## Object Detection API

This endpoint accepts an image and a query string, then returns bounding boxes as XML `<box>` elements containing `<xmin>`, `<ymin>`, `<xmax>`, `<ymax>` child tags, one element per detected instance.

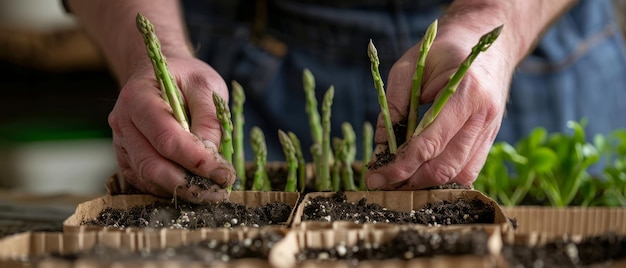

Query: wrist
<box><xmin>442</xmin><ymin>0</ymin><xmax>576</xmax><ymax>65</ymax></box>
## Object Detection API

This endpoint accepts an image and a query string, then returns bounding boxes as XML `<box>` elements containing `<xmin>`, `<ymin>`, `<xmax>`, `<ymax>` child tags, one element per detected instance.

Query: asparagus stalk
<box><xmin>413</xmin><ymin>25</ymin><xmax>503</xmax><ymax>136</ymax></box>
<box><xmin>310</xmin><ymin>143</ymin><xmax>322</xmax><ymax>190</ymax></box>
<box><xmin>136</xmin><ymin>13</ymin><xmax>189</xmax><ymax>131</ymax></box>
<box><xmin>341</xmin><ymin>122</ymin><xmax>358</xmax><ymax>191</ymax></box>
<box><xmin>231</xmin><ymin>81</ymin><xmax>246</xmax><ymax>190</ymax></box>
<box><xmin>250</xmin><ymin>126</ymin><xmax>268</xmax><ymax>191</ymax></box>
<box><xmin>368</xmin><ymin>40</ymin><xmax>397</xmax><ymax>154</ymax></box>
<box><xmin>406</xmin><ymin>20</ymin><xmax>438</xmax><ymax>142</ymax></box>
<box><xmin>278</xmin><ymin>130</ymin><xmax>298</xmax><ymax>192</ymax></box>
<box><xmin>303</xmin><ymin>68</ymin><xmax>323</xmax><ymax>145</ymax></box>
<box><xmin>332</xmin><ymin>137</ymin><xmax>343</xmax><ymax>192</ymax></box>
<box><xmin>288</xmin><ymin>131</ymin><xmax>307</xmax><ymax>192</ymax></box>
<box><xmin>318</xmin><ymin>86</ymin><xmax>335</xmax><ymax>191</ymax></box>
<box><xmin>212</xmin><ymin>92</ymin><xmax>233</xmax><ymax>164</ymax></box>
<box><xmin>360</xmin><ymin>121</ymin><xmax>373</xmax><ymax>190</ymax></box>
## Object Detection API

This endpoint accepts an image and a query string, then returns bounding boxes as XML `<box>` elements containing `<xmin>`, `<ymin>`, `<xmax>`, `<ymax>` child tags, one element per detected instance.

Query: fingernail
<box><xmin>210</xmin><ymin>167</ymin><xmax>234</xmax><ymax>186</ymax></box>
<box><xmin>367</xmin><ymin>173</ymin><xmax>386</xmax><ymax>189</ymax></box>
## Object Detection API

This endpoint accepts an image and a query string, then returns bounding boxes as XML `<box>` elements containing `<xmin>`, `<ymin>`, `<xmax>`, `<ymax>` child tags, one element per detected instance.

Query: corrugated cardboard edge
<box><xmin>502</xmin><ymin>206</ymin><xmax>626</xmax><ymax>236</ymax></box>
<box><xmin>292</xmin><ymin>190</ymin><xmax>512</xmax><ymax>230</ymax></box>
<box><xmin>269</xmin><ymin>224</ymin><xmax>502</xmax><ymax>268</ymax></box>
<box><xmin>63</xmin><ymin>191</ymin><xmax>300</xmax><ymax>233</ymax></box>
<box><xmin>0</xmin><ymin>227</ymin><xmax>283</xmax><ymax>268</ymax></box>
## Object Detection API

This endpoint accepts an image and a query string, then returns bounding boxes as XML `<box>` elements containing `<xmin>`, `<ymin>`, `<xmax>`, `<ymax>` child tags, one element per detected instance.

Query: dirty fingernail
<box><xmin>210</xmin><ymin>167</ymin><xmax>234</xmax><ymax>186</ymax></box>
<box><xmin>367</xmin><ymin>173</ymin><xmax>386</xmax><ymax>189</ymax></box>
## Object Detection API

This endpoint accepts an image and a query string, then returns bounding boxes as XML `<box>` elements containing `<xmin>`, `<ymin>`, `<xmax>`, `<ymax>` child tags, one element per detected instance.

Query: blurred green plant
<box><xmin>474</xmin><ymin>120</ymin><xmax>626</xmax><ymax>207</ymax></box>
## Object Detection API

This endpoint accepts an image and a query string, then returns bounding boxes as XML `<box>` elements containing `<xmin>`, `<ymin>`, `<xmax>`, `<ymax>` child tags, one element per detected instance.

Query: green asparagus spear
<box><xmin>406</xmin><ymin>20</ymin><xmax>438</xmax><ymax>142</ymax></box>
<box><xmin>360</xmin><ymin>121</ymin><xmax>373</xmax><ymax>190</ymax></box>
<box><xmin>310</xmin><ymin>143</ymin><xmax>322</xmax><ymax>190</ymax></box>
<box><xmin>340</xmin><ymin>122</ymin><xmax>358</xmax><ymax>191</ymax></box>
<box><xmin>303</xmin><ymin>68</ymin><xmax>323</xmax><ymax>145</ymax></box>
<box><xmin>136</xmin><ymin>13</ymin><xmax>189</xmax><ymax>131</ymax></box>
<box><xmin>231</xmin><ymin>81</ymin><xmax>246</xmax><ymax>190</ymax></box>
<box><xmin>332</xmin><ymin>137</ymin><xmax>343</xmax><ymax>192</ymax></box>
<box><xmin>368</xmin><ymin>40</ymin><xmax>397</xmax><ymax>154</ymax></box>
<box><xmin>288</xmin><ymin>131</ymin><xmax>307</xmax><ymax>192</ymax></box>
<box><xmin>279</xmin><ymin>130</ymin><xmax>298</xmax><ymax>192</ymax></box>
<box><xmin>413</xmin><ymin>25</ymin><xmax>503</xmax><ymax>136</ymax></box>
<box><xmin>250</xmin><ymin>126</ymin><xmax>268</xmax><ymax>191</ymax></box>
<box><xmin>318</xmin><ymin>86</ymin><xmax>335</xmax><ymax>191</ymax></box>
<box><xmin>212</xmin><ymin>92</ymin><xmax>233</xmax><ymax>164</ymax></box>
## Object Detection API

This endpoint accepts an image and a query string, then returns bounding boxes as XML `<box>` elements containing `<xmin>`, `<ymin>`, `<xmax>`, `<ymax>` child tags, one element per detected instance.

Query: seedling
<box><xmin>136</xmin><ymin>13</ymin><xmax>189</xmax><ymax>131</ymax></box>
<box><xmin>278</xmin><ymin>129</ymin><xmax>298</xmax><ymax>192</ymax></box>
<box><xmin>231</xmin><ymin>81</ymin><xmax>246</xmax><ymax>190</ymax></box>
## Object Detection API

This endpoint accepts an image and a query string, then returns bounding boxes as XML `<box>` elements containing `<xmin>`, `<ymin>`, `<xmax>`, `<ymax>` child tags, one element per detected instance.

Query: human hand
<box><xmin>365</xmin><ymin>20</ymin><xmax>515</xmax><ymax>190</ymax></box>
<box><xmin>108</xmin><ymin>55</ymin><xmax>236</xmax><ymax>203</ymax></box>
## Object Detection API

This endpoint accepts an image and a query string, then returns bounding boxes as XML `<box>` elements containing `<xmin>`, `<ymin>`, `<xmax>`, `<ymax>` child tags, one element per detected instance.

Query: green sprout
<box><xmin>318</xmin><ymin>86</ymin><xmax>335</xmax><ymax>191</ymax></box>
<box><xmin>340</xmin><ymin>122</ymin><xmax>358</xmax><ymax>191</ymax></box>
<box><xmin>413</xmin><ymin>25</ymin><xmax>503</xmax><ymax>136</ymax></box>
<box><xmin>406</xmin><ymin>19</ymin><xmax>438</xmax><ymax>142</ymax></box>
<box><xmin>250</xmin><ymin>126</ymin><xmax>268</xmax><ymax>191</ymax></box>
<box><xmin>368</xmin><ymin>39</ymin><xmax>397</xmax><ymax>154</ymax></box>
<box><xmin>360</xmin><ymin>121</ymin><xmax>373</xmax><ymax>190</ymax></box>
<box><xmin>212</xmin><ymin>92</ymin><xmax>233</xmax><ymax>164</ymax></box>
<box><xmin>278</xmin><ymin>130</ymin><xmax>298</xmax><ymax>192</ymax></box>
<box><xmin>231</xmin><ymin>81</ymin><xmax>246</xmax><ymax>190</ymax></box>
<box><xmin>288</xmin><ymin>131</ymin><xmax>307</xmax><ymax>192</ymax></box>
<box><xmin>136</xmin><ymin>13</ymin><xmax>189</xmax><ymax>131</ymax></box>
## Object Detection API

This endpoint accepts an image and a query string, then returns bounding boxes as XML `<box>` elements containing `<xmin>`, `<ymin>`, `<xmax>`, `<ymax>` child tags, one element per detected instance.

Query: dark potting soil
<box><xmin>39</xmin><ymin>230</ymin><xmax>285</xmax><ymax>264</ymax></box>
<box><xmin>502</xmin><ymin>232</ymin><xmax>626</xmax><ymax>268</ymax></box>
<box><xmin>83</xmin><ymin>200</ymin><xmax>292</xmax><ymax>229</ymax></box>
<box><xmin>301</xmin><ymin>192</ymin><xmax>495</xmax><ymax>225</ymax></box>
<box><xmin>296</xmin><ymin>228</ymin><xmax>490</xmax><ymax>263</ymax></box>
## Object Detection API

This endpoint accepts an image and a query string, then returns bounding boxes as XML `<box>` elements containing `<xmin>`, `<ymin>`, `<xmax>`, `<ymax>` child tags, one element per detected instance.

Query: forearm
<box><xmin>443</xmin><ymin>0</ymin><xmax>577</xmax><ymax>65</ymax></box>
<box><xmin>66</xmin><ymin>0</ymin><xmax>193</xmax><ymax>84</ymax></box>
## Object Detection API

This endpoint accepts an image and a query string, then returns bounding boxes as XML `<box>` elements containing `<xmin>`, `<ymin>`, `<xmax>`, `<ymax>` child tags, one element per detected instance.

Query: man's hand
<box><xmin>108</xmin><ymin>55</ymin><xmax>235</xmax><ymax>203</ymax></box>
<box><xmin>365</xmin><ymin>21</ymin><xmax>511</xmax><ymax>190</ymax></box>
<box><xmin>365</xmin><ymin>0</ymin><xmax>576</xmax><ymax>190</ymax></box>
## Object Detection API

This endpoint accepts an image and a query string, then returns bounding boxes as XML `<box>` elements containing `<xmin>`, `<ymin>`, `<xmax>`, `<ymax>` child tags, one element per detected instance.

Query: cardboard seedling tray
<box><xmin>502</xmin><ymin>206</ymin><xmax>626</xmax><ymax>236</ymax></box>
<box><xmin>292</xmin><ymin>189</ymin><xmax>512</xmax><ymax>230</ymax></box>
<box><xmin>0</xmin><ymin>227</ymin><xmax>282</xmax><ymax>268</ymax></box>
<box><xmin>269</xmin><ymin>223</ymin><xmax>502</xmax><ymax>268</ymax></box>
<box><xmin>63</xmin><ymin>191</ymin><xmax>300</xmax><ymax>233</ymax></box>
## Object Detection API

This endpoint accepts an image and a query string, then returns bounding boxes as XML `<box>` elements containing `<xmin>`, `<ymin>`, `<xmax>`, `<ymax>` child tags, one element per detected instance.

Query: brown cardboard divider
<box><xmin>269</xmin><ymin>224</ymin><xmax>502</xmax><ymax>268</ymax></box>
<box><xmin>502</xmin><ymin>206</ymin><xmax>626</xmax><ymax>236</ymax></box>
<box><xmin>292</xmin><ymin>189</ymin><xmax>513</xmax><ymax>230</ymax></box>
<box><xmin>63</xmin><ymin>191</ymin><xmax>300</xmax><ymax>233</ymax></box>
<box><xmin>0</xmin><ymin>227</ymin><xmax>282</xmax><ymax>267</ymax></box>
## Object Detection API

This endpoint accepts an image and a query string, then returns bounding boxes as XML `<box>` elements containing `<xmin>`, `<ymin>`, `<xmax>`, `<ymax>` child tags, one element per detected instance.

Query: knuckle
<box><xmin>431</xmin><ymin>162</ymin><xmax>458</xmax><ymax>186</ymax></box>
<box><xmin>136</xmin><ymin>156</ymin><xmax>163</xmax><ymax>183</ymax></box>
<box><xmin>153</xmin><ymin>128</ymin><xmax>180</xmax><ymax>157</ymax></box>
<box><xmin>416</xmin><ymin>135</ymin><xmax>441</xmax><ymax>162</ymax></box>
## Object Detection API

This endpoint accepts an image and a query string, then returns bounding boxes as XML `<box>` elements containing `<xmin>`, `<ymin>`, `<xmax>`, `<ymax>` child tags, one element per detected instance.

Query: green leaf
<box><xmin>528</xmin><ymin>147</ymin><xmax>558</xmax><ymax>173</ymax></box>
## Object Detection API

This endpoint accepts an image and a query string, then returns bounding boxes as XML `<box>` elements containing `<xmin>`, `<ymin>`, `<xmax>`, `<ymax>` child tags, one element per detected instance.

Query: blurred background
<box><xmin>0</xmin><ymin>0</ymin><xmax>625</xmax><ymax>196</ymax></box>
<box><xmin>0</xmin><ymin>0</ymin><xmax>117</xmax><ymax>195</ymax></box>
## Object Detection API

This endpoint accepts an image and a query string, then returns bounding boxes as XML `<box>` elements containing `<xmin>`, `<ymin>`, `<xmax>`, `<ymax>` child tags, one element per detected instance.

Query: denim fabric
<box><xmin>182</xmin><ymin>0</ymin><xmax>626</xmax><ymax>163</ymax></box>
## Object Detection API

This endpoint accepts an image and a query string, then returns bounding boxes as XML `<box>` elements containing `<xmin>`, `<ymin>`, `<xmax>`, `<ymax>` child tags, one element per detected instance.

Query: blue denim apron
<box><xmin>182</xmin><ymin>0</ymin><xmax>626</xmax><ymax>165</ymax></box>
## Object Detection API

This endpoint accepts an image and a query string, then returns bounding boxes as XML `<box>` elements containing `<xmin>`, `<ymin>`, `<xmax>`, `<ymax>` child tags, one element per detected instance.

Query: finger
<box><xmin>182</xmin><ymin>68</ymin><xmax>228</xmax><ymax>146</ymax></box>
<box><xmin>451</xmin><ymin>121</ymin><xmax>500</xmax><ymax>186</ymax></box>
<box><xmin>114</xmin><ymin>117</ymin><xmax>229</xmax><ymax>203</ymax></box>
<box><xmin>399</xmin><ymin>113</ymin><xmax>488</xmax><ymax>189</ymax></box>
<box><xmin>124</xmin><ymin>80</ymin><xmax>234</xmax><ymax>186</ymax></box>
<box><xmin>111</xmin><ymin>118</ymin><xmax>188</xmax><ymax>197</ymax></box>
<box><xmin>365</xmin><ymin>87</ymin><xmax>472</xmax><ymax>189</ymax></box>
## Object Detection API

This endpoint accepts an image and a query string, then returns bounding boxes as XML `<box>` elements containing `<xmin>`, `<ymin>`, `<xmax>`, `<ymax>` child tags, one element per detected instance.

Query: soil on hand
<box><xmin>41</xmin><ymin>230</ymin><xmax>285</xmax><ymax>264</ymax></box>
<box><xmin>297</xmin><ymin>228</ymin><xmax>490</xmax><ymax>264</ymax></box>
<box><xmin>368</xmin><ymin>122</ymin><xmax>407</xmax><ymax>169</ymax></box>
<box><xmin>301</xmin><ymin>192</ymin><xmax>495</xmax><ymax>225</ymax></box>
<box><xmin>502</xmin><ymin>232</ymin><xmax>626</xmax><ymax>267</ymax></box>
<box><xmin>83</xmin><ymin>200</ymin><xmax>292</xmax><ymax>229</ymax></box>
